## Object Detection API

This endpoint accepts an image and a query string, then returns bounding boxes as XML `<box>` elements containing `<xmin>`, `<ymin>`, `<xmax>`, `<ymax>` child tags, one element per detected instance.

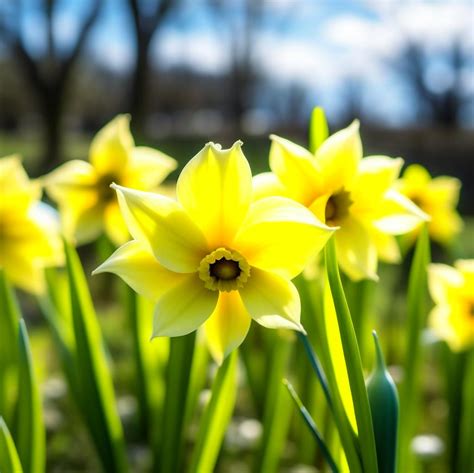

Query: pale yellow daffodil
<box><xmin>254</xmin><ymin>122</ymin><xmax>429</xmax><ymax>281</ymax></box>
<box><xmin>0</xmin><ymin>155</ymin><xmax>63</xmax><ymax>294</ymax></box>
<box><xmin>44</xmin><ymin>115</ymin><xmax>177</xmax><ymax>246</ymax></box>
<box><xmin>396</xmin><ymin>164</ymin><xmax>463</xmax><ymax>246</ymax></box>
<box><xmin>93</xmin><ymin>142</ymin><xmax>335</xmax><ymax>363</ymax></box>
<box><xmin>428</xmin><ymin>260</ymin><xmax>474</xmax><ymax>351</ymax></box>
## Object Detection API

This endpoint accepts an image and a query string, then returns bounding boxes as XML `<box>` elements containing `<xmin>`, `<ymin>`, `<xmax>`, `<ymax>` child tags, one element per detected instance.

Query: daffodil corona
<box><xmin>44</xmin><ymin>115</ymin><xmax>177</xmax><ymax>245</ymax></box>
<box><xmin>94</xmin><ymin>142</ymin><xmax>335</xmax><ymax>363</ymax></box>
<box><xmin>253</xmin><ymin>122</ymin><xmax>428</xmax><ymax>281</ymax></box>
<box><xmin>428</xmin><ymin>260</ymin><xmax>474</xmax><ymax>351</ymax></box>
<box><xmin>396</xmin><ymin>164</ymin><xmax>463</xmax><ymax>246</ymax></box>
<box><xmin>0</xmin><ymin>156</ymin><xmax>62</xmax><ymax>293</ymax></box>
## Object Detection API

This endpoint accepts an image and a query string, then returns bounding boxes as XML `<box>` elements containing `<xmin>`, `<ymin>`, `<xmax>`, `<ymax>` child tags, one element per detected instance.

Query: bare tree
<box><xmin>1</xmin><ymin>0</ymin><xmax>102</xmax><ymax>169</ymax></box>
<box><xmin>127</xmin><ymin>0</ymin><xmax>177</xmax><ymax>132</ymax></box>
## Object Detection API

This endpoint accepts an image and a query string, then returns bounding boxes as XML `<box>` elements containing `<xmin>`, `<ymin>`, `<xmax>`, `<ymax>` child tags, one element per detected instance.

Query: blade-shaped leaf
<box><xmin>14</xmin><ymin>320</ymin><xmax>45</xmax><ymax>473</ymax></box>
<box><xmin>309</xmin><ymin>106</ymin><xmax>329</xmax><ymax>153</ymax></box>
<box><xmin>0</xmin><ymin>417</ymin><xmax>23</xmax><ymax>473</ymax></box>
<box><xmin>64</xmin><ymin>239</ymin><xmax>128</xmax><ymax>473</ymax></box>
<box><xmin>190</xmin><ymin>350</ymin><xmax>238</xmax><ymax>473</ymax></box>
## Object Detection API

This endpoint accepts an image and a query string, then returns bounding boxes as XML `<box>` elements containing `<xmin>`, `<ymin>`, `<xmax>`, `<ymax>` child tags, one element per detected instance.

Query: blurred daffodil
<box><xmin>254</xmin><ymin>122</ymin><xmax>429</xmax><ymax>281</ymax></box>
<box><xmin>428</xmin><ymin>260</ymin><xmax>474</xmax><ymax>351</ymax></box>
<box><xmin>94</xmin><ymin>142</ymin><xmax>335</xmax><ymax>363</ymax></box>
<box><xmin>0</xmin><ymin>155</ymin><xmax>62</xmax><ymax>294</ymax></box>
<box><xmin>44</xmin><ymin>115</ymin><xmax>177</xmax><ymax>246</ymax></box>
<box><xmin>396</xmin><ymin>164</ymin><xmax>463</xmax><ymax>246</ymax></box>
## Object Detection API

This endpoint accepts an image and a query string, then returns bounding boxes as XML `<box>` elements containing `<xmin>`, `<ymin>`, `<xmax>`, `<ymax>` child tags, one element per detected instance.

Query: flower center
<box><xmin>199</xmin><ymin>248</ymin><xmax>250</xmax><ymax>292</ymax></box>
<box><xmin>325</xmin><ymin>189</ymin><xmax>353</xmax><ymax>226</ymax></box>
<box><xmin>97</xmin><ymin>173</ymin><xmax>120</xmax><ymax>202</ymax></box>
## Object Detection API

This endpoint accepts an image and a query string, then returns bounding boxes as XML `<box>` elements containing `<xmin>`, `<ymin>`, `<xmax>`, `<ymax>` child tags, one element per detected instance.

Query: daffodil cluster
<box><xmin>44</xmin><ymin>115</ymin><xmax>177</xmax><ymax>246</ymax></box>
<box><xmin>253</xmin><ymin>122</ymin><xmax>429</xmax><ymax>281</ymax></box>
<box><xmin>0</xmin><ymin>156</ymin><xmax>62</xmax><ymax>294</ymax></box>
<box><xmin>94</xmin><ymin>142</ymin><xmax>335</xmax><ymax>363</ymax></box>
<box><xmin>428</xmin><ymin>260</ymin><xmax>474</xmax><ymax>351</ymax></box>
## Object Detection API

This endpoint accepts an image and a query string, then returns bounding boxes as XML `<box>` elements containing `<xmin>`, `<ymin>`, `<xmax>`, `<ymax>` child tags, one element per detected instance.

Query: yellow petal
<box><xmin>399</xmin><ymin>164</ymin><xmax>431</xmax><ymax>192</ymax></box>
<box><xmin>123</xmin><ymin>147</ymin><xmax>177</xmax><ymax>189</ymax></box>
<box><xmin>428</xmin><ymin>305</ymin><xmax>461</xmax><ymax>350</ymax></box>
<box><xmin>113</xmin><ymin>184</ymin><xmax>208</xmax><ymax>272</ymax></box>
<box><xmin>429</xmin><ymin>208</ymin><xmax>463</xmax><ymax>245</ymax></box>
<box><xmin>370</xmin><ymin>227</ymin><xmax>400</xmax><ymax>263</ymax></box>
<box><xmin>44</xmin><ymin>159</ymin><xmax>98</xmax><ymax>207</ymax></box>
<box><xmin>315</xmin><ymin>120</ymin><xmax>362</xmax><ymax>193</ymax></box>
<box><xmin>68</xmin><ymin>204</ymin><xmax>104</xmax><ymax>245</ymax></box>
<box><xmin>427</xmin><ymin>176</ymin><xmax>461</xmax><ymax>208</ymax></box>
<box><xmin>0</xmin><ymin>155</ymin><xmax>30</xmax><ymax>190</ymax></box>
<box><xmin>90</xmin><ymin>115</ymin><xmax>133</xmax><ymax>175</ymax></box>
<box><xmin>104</xmin><ymin>202</ymin><xmax>129</xmax><ymax>246</ymax></box>
<box><xmin>204</xmin><ymin>291</ymin><xmax>251</xmax><ymax>364</ymax></box>
<box><xmin>153</xmin><ymin>274</ymin><xmax>218</xmax><ymax>337</ymax></box>
<box><xmin>252</xmin><ymin>172</ymin><xmax>289</xmax><ymax>201</ymax></box>
<box><xmin>350</xmin><ymin>156</ymin><xmax>404</xmax><ymax>215</ymax></box>
<box><xmin>428</xmin><ymin>263</ymin><xmax>463</xmax><ymax>305</ymax></box>
<box><xmin>269</xmin><ymin>135</ymin><xmax>320</xmax><ymax>205</ymax></box>
<box><xmin>176</xmin><ymin>141</ymin><xmax>252</xmax><ymax>247</ymax></box>
<box><xmin>239</xmin><ymin>268</ymin><xmax>303</xmax><ymax>332</ymax></box>
<box><xmin>335</xmin><ymin>217</ymin><xmax>378</xmax><ymax>281</ymax></box>
<box><xmin>234</xmin><ymin>196</ymin><xmax>334</xmax><ymax>279</ymax></box>
<box><xmin>93</xmin><ymin>240</ymin><xmax>184</xmax><ymax>301</ymax></box>
<box><xmin>372</xmin><ymin>189</ymin><xmax>429</xmax><ymax>235</ymax></box>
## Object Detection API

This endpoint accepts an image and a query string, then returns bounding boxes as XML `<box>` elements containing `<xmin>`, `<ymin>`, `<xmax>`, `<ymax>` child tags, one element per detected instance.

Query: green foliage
<box><xmin>0</xmin><ymin>417</ymin><xmax>23</xmax><ymax>473</ymax></box>
<box><xmin>309</xmin><ymin>106</ymin><xmax>329</xmax><ymax>153</ymax></box>
<box><xmin>190</xmin><ymin>351</ymin><xmax>238</xmax><ymax>473</ymax></box>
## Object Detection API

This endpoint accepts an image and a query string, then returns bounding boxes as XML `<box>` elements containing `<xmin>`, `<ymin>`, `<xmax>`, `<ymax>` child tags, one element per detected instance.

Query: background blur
<box><xmin>0</xmin><ymin>0</ymin><xmax>473</xmax><ymax>213</ymax></box>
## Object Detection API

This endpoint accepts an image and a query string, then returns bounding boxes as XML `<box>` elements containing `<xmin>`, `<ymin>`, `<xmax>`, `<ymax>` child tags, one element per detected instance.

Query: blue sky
<box><xmin>6</xmin><ymin>0</ymin><xmax>474</xmax><ymax>125</ymax></box>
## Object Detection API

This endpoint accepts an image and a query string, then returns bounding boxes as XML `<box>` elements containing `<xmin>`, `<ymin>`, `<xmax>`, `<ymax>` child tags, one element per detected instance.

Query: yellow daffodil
<box><xmin>428</xmin><ymin>260</ymin><xmax>474</xmax><ymax>351</ymax></box>
<box><xmin>396</xmin><ymin>164</ymin><xmax>463</xmax><ymax>246</ymax></box>
<box><xmin>44</xmin><ymin>115</ymin><xmax>177</xmax><ymax>246</ymax></box>
<box><xmin>93</xmin><ymin>142</ymin><xmax>335</xmax><ymax>363</ymax></box>
<box><xmin>253</xmin><ymin>122</ymin><xmax>428</xmax><ymax>281</ymax></box>
<box><xmin>0</xmin><ymin>155</ymin><xmax>62</xmax><ymax>294</ymax></box>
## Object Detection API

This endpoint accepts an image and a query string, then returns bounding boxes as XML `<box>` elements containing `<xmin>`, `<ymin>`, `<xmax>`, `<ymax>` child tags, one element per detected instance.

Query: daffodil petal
<box><xmin>335</xmin><ymin>217</ymin><xmax>378</xmax><ymax>281</ymax></box>
<box><xmin>123</xmin><ymin>147</ymin><xmax>177</xmax><ymax>189</ymax></box>
<box><xmin>429</xmin><ymin>208</ymin><xmax>463</xmax><ymax>245</ymax></box>
<box><xmin>104</xmin><ymin>202</ymin><xmax>129</xmax><ymax>246</ymax></box>
<box><xmin>153</xmin><ymin>274</ymin><xmax>218</xmax><ymax>337</ymax></box>
<box><xmin>372</xmin><ymin>189</ymin><xmax>429</xmax><ymax>235</ymax></box>
<box><xmin>93</xmin><ymin>240</ymin><xmax>184</xmax><ymax>301</ymax></box>
<box><xmin>428</xmin><ymin>263</ymin><xmax>463</xmax><ymax>305</ymax></box>
<box><xmin>204</xmin><ymin>291</ymin><xmax>251</xmax><ymax>364</ymax></box>
<box><xmin>234</xmin><ymin>196</ymin><xmax>335</xmax><ymax>279</ymax></box>
<box><xmin>350</xmin><ymin>156</ymin><xmax>404</xmax><ymax>215</ymax></box>
<box><xmin>315</xmin><ymin>120</ymin><xmax>362</xmax><ymax>193</ymax></box>
<box><xmin>69</xmin><ymin>204</ymin><xmax>104</xmax><ymax>245</ymax></box>
<box><xmin>370</xmin><ymin>227</ymin><xmax>400</xmax><ymax>263</ymax></box>
<box><xmin>269</xmin><ymin>135</ymin><xmax>320</xmax><ymax>205</ymax></box>
<box><xmin>90</xmin><ymin>115</ymin><xmax>133</xmax><ymax>174</ymax></box>
<box><xmin>113</xmin><ymin>185</ymin><xmax>208</xmax><ymax>272</ymax></box>
<box><xmin>239</xmin><ymin>268</ymin><xmax>303</xmax><ymax>332</ymax></box>
<box><xmin>252</xmin><ymin>172</ymin><xmax>289</xmax><ymax>201</ymax></box>
<box><xmin>427</xmin><ymin>176</ymin><xmax>461</xmax><ymax>207</ymax></box>
<box><xmin>177</xmin><ymin>142</ymin><xmax>252</xmax><ymax>247</ymax></box>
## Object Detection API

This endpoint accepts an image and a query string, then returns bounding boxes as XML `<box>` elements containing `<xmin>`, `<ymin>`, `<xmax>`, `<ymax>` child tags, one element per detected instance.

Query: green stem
<box><xmin>325</xmin><ymin>237</ymin><xmax>379</xmax><ymax>473</ymax></box>
<box><xmin>157</xmin><ymin>333</ymin><xmax>196</xmax><ymax>473</ymax></box>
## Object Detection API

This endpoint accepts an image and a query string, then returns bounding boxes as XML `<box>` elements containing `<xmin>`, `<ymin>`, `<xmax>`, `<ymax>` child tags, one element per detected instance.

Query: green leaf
<box><xmin>14</xmin><ymin>320</ymin><xmax>45</xmax><ymax>473</ymax></box>
<box><xmin>325</xmin><ymin>237</ymin><xmax>379</xmax><ymax>473</ymax></box>
<box><xmin>158</xmin><ymin>332</ymin><xmax>196</xmax><ymax>473</ymax></box>
<box><xmin>0</xmin><ymin>417</ymin><xmax>23</xmax><ymax>473</ymax></box>
<box><xmin>254</xmin><ymin>332</ymin><xmax>293</xmax><ymax>473</ymax></box>
<box><xmin>190</xmin><ymin>350</ymin><xmax>238</xmax><ymax>473</ymax></box>
<box><xmin>0</xmin><ymin>270</ymin><xmax>20</xmax><ymax>426</ymax></box>
<box><xmin>283</xmin><ymin>379</ymin><xmax>339</xmax><ymax>473</ymax></box>
<box><xmin>64</xmin><ymin>239</ymin><xmax>128</xmax><ymax>473</ymax></box>
<box><xmin>397</xmin><ymin>225</ymin><xmax>430</xmax><ymax>472</ymax></box>
<box><xmin>309</xmin><ymin>106</ymin><xmax>329</xmax><ymax>153</ymax></box>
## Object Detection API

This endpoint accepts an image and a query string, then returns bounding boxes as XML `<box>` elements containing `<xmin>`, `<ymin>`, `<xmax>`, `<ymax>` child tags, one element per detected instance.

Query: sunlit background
<box><xmin>0</xmin><ymin>0</ymin><xmax>473</xmax><ymax>212</ymax></box>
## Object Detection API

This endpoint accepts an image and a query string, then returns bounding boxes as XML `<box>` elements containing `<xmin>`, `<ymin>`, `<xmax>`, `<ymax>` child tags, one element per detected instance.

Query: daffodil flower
<box><xmin>0</xmin><ymin>155</ymin><xmax>62</xmax><ymax>294</ymax></box>
<box><xmin>93</xmin><ymin>142</ymin><xmax>335</xmax><ymax>363</ymax></box>
<box><xmin>428</xmin><ymin>260</ymin><xmax>474</xmax><ymax>351</ymax></box>
<box><xmin>396</xmin><ymin>164</ymin><xmax>463</xmax><ymax>246</ymax></box>
<box><xmin>253</xmin><ymin>122</ymin><xmax>428</xmax><ymax>281</ymax></box>
<box><xmin>44</xmin><ymin>115</ymin><xmax>177</xmax><ymax>245</ymax></box>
